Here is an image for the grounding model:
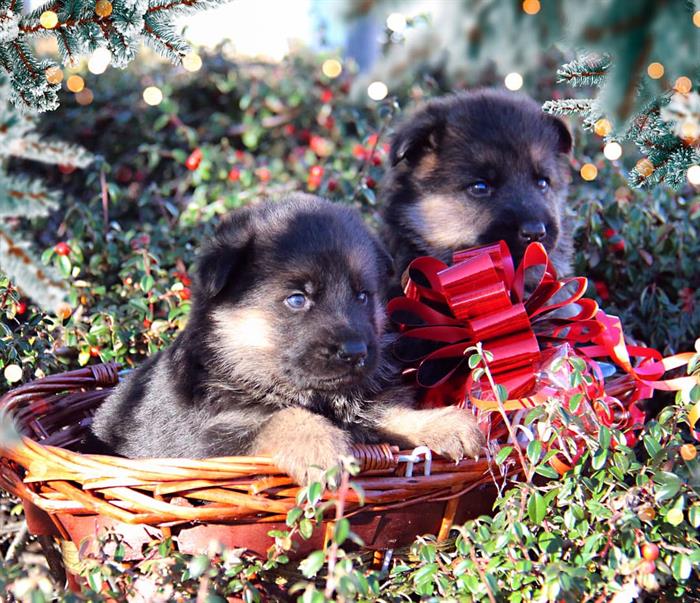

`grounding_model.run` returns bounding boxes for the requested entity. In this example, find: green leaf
[140,274,154,293]
[299,518,313,539]
[468,353,482,369]
[535,464,560,479]
[334,518,350,545]
[528,492,547,524]
[286,507,303,527]
[655,471,682,502]
[299,550,325,578]
[672,555,692,581]
[58,254,72,278]
[189,554,210,578]
[495,446,513,465]
[527,440,542,465]
[307,481,322,505]
[688,504,700,528]
[87,568,103,592]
